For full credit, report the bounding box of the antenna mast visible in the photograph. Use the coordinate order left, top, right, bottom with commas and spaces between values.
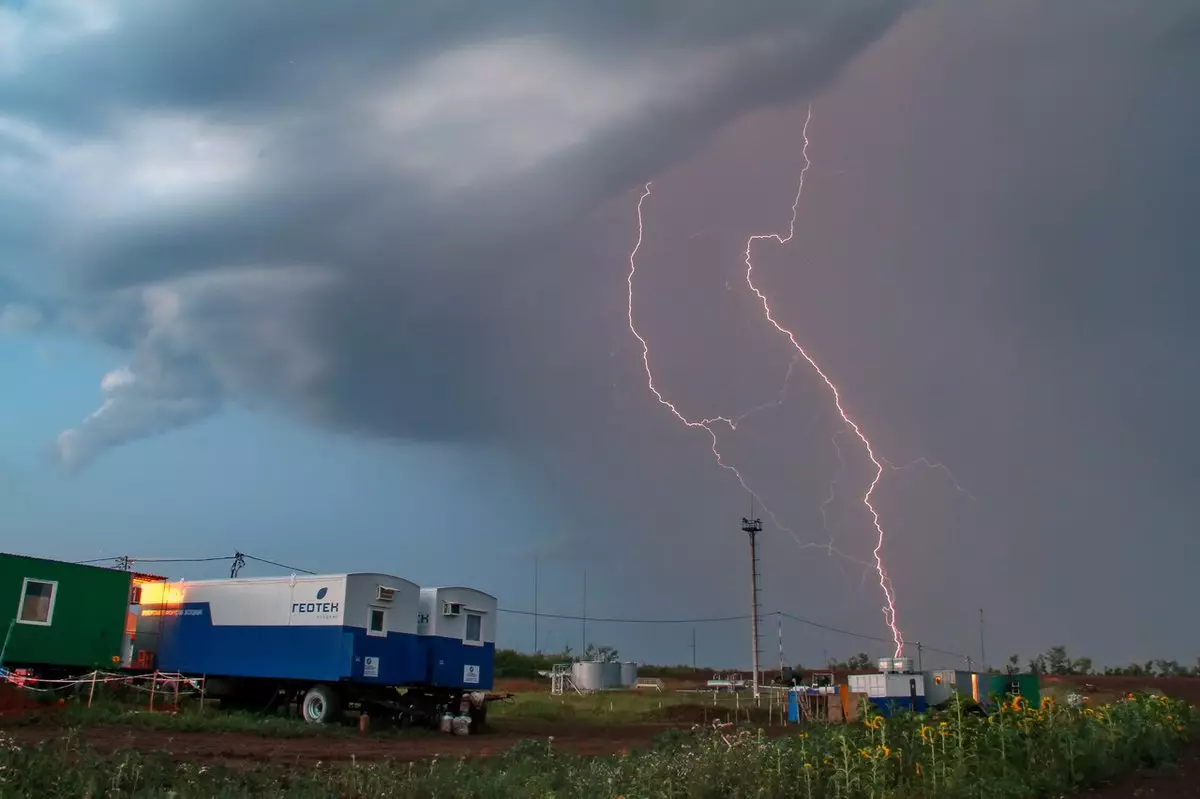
741, 513, 763, 702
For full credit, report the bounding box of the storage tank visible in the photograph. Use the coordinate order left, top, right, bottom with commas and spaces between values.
601, 661, 622, 690
572, 660, 605, 692
619, 661, 638, 688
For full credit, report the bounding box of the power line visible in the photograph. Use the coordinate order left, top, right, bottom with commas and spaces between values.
73, 550, 970, 660
242, 554, 314, 575
777, 611, 893, 644
74, 555, 231, 566
778, 612, 969, 661
499, 607, 753, 624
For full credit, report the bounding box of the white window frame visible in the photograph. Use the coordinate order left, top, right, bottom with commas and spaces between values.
367, 606, 387, 638
463, 611, 484, 647
16, 578, 58, 627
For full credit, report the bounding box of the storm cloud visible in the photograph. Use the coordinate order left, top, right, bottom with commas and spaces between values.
1, 0, 912, 468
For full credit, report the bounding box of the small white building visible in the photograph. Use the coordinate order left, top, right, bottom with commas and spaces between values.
417, 586, 498, 690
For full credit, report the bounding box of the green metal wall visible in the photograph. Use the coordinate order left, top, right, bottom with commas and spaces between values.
0, 553, 132, 670
983, 673, 1042, 707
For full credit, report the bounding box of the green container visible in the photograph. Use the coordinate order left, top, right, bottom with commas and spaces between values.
0, 553, 134, 672
982, 673, 1041, 707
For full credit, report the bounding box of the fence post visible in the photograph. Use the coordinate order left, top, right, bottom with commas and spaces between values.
87, 670, 97, 708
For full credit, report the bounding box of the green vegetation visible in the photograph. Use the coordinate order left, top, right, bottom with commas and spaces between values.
0, 693, 1190, 797
489, 688, 773, 726
0, 699, 352, 738
493, 646, 709, 681
1010, 646, 1200, 677
498, 644, 1200, 681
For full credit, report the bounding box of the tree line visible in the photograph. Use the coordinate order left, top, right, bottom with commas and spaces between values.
1010, 646, 1199, 677
494, 645, 1200, 680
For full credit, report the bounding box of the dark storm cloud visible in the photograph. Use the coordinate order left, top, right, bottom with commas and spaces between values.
0, 0, 914, 467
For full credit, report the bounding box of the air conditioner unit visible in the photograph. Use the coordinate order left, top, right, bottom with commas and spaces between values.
442, 602, 462, 617
376, 586, 396, 602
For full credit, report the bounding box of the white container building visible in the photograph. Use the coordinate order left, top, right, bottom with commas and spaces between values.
849, 661, 927, 716
924, 670, 981, 707
417, 586, 498, 691
136, 572, 426, 685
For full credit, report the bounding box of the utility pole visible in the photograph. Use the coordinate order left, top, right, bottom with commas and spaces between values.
916, 641, 924, 671
978, 608, 986, 673
777, 614, 785, 677
742, 515, 763, 702
533, 556, 539, 654
581, 568, 588, 656
690, 627, 697, 669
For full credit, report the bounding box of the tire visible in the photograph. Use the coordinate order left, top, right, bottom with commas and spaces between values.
300, 684, 342, 724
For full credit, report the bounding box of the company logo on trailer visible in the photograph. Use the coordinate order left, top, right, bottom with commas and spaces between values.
292, 586, 339, 618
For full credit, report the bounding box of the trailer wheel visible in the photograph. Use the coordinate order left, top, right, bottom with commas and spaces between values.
301, 684, 342, 724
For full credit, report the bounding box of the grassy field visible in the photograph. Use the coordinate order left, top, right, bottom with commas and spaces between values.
0, 676, 1181, 738
0, 682, 785, 735
0, 693, 1192, 797
489, 685, 785, 726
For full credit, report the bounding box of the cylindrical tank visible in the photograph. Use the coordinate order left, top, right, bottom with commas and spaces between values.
619, 661, 638, 688
601, 661, 621, 690
572, 661, 605, 692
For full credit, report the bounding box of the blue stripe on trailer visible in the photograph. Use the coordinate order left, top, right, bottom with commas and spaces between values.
424, 635, 495, 691
868, 696, 927, 715
153, 603, 427, 685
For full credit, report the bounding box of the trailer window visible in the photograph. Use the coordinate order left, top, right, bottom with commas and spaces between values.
464, 613, 482, 645
368, 608, 386, 637
17, 579, 56, 626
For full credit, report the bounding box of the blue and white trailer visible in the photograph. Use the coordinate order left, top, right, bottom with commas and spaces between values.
132, 572, 498, 729
847, 657, 927, 716
417, 586, 497, 691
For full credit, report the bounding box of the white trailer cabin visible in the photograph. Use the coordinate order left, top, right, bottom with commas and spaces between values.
417, 586, 497, 691
136, 572, 423, 686
847, 672, 927, 716
924, 670, 980, 708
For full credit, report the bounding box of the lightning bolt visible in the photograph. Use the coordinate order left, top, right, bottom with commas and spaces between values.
629, 105, 970, 658
627, 184, 871, 571
737, 105, 907, 655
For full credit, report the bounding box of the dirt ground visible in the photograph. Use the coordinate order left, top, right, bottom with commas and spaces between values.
4, 721, 697, 766
1042, 675, 1200, 706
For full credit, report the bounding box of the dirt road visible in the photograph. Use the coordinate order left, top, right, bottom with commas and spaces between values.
5, 721, 690, 766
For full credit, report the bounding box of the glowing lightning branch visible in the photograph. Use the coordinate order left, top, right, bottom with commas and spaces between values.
629, 104, 970, 656
740, 104, 907, 656
627, 184, 872, 572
